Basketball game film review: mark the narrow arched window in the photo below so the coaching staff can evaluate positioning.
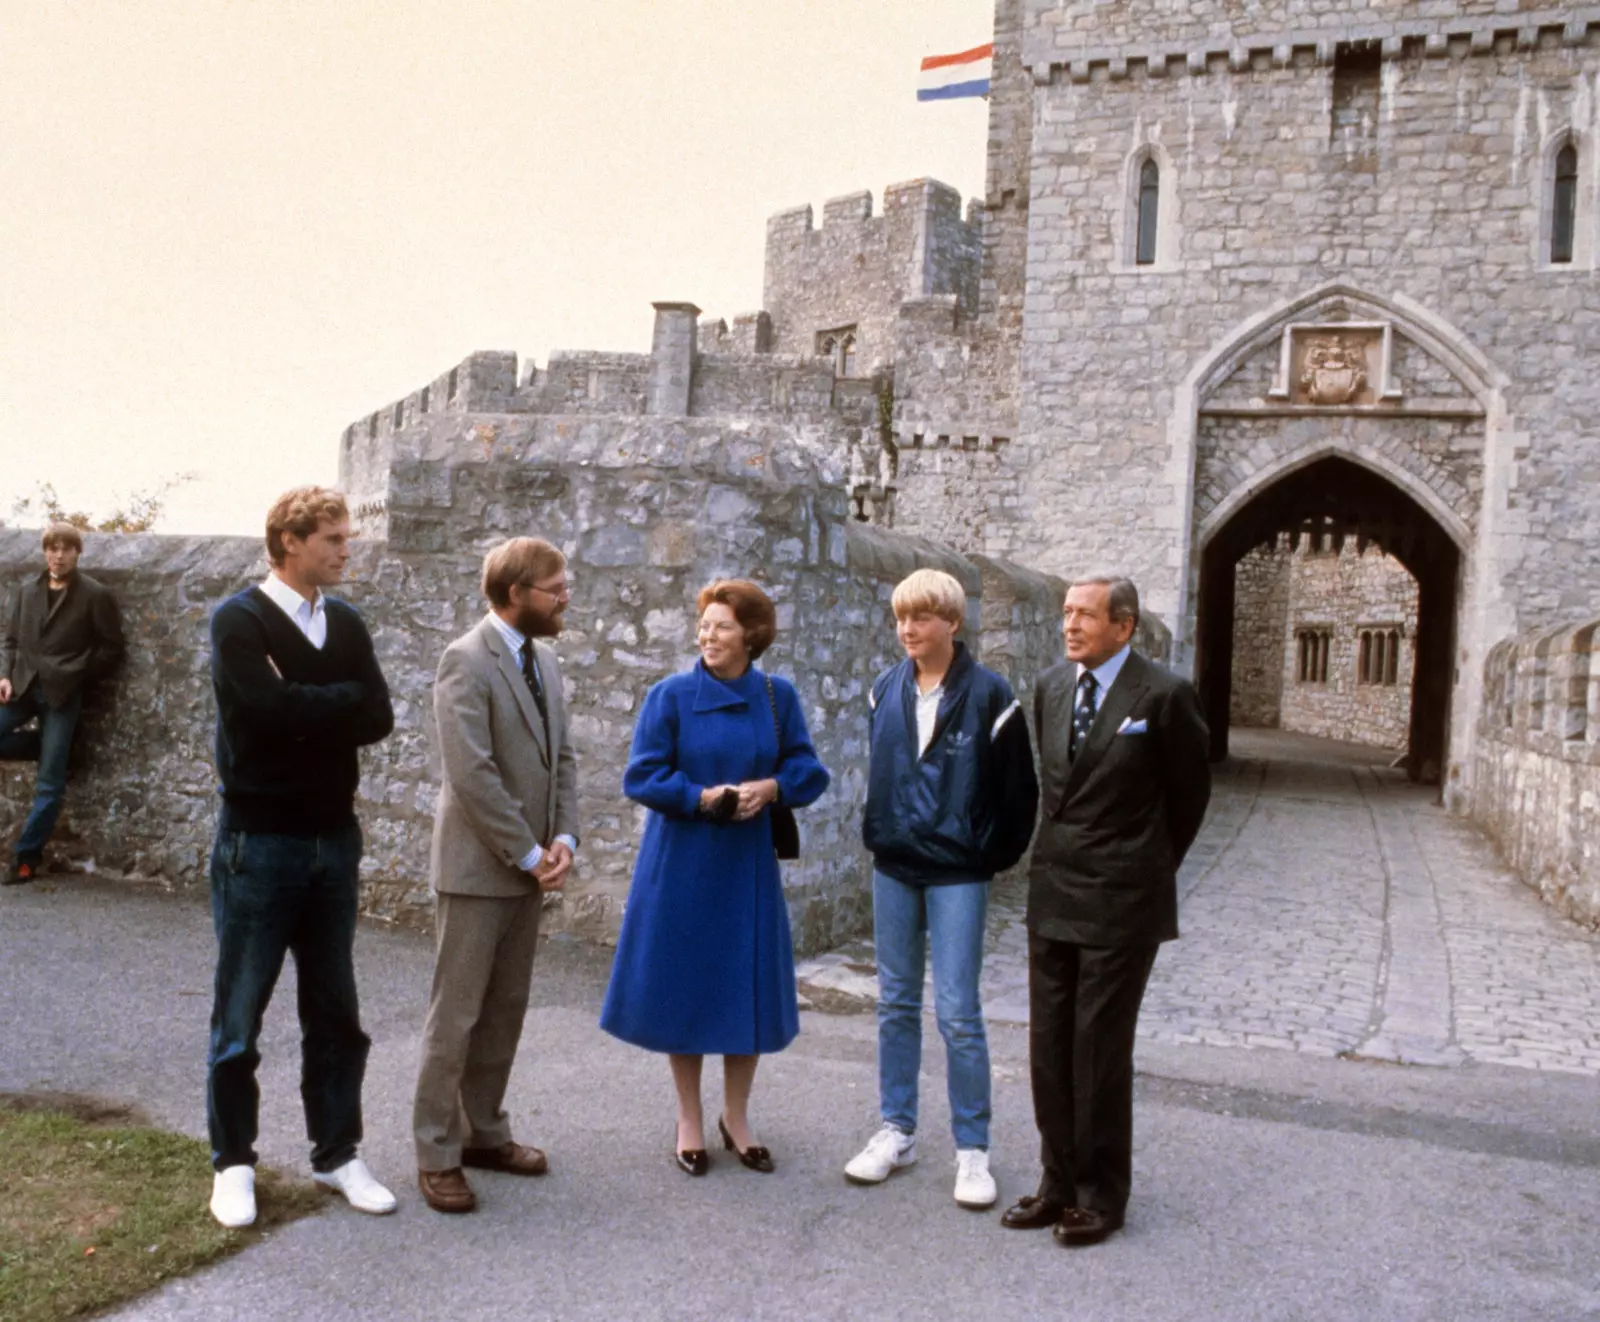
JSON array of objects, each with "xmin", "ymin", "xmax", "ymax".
[
  {"xmin": 1136, "ymin": 159, "xmax": 1160, "ymax": 266},
  {"xmin": 840, "ymin": 333, "xmax": 856, "ymax": 378},
  {"xmin": 1552, "ymin": 143, "xmax": 1578, "ymax": 265}
]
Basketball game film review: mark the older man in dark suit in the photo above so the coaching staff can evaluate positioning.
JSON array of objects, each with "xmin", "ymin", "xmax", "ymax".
[
  {"xmin": 1001, "ymin": 575, "xmax": 1210, "ymax": 1247},
  {"xmin": 0, "ymin": 523, "xmax": 124, "ymax": 884}
]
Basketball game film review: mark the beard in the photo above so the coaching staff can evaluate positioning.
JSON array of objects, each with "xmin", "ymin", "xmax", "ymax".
[{"xmin": 514, "ymin": 601, "xmax": 563, "ymax": 639}]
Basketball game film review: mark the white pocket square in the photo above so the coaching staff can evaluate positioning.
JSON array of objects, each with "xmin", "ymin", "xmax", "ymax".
[{"xmin": 1116, "ymin": 718, "xmax": 1148, "ymax": 735}]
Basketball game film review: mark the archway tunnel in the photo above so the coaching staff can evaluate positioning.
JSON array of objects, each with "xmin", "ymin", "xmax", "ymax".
[{"xmin": 1195, "ymin": 455, "xmax": 1461, "ymax": 783}]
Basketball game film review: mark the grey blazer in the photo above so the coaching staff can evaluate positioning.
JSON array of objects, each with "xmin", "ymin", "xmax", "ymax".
[{"xmin": 429, "ymin": 616, "xmax": 579, "ymax": 898}]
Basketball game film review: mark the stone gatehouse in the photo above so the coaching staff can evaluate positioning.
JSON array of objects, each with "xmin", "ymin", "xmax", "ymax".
[{"xmin": 748, "ymin": 0, "xmax": 1600, "ymax": 815}]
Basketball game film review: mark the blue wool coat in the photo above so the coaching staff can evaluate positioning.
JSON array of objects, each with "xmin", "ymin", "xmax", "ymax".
[{"xmin": 600, "ymin": 662, "xmax": 830, "ymax": 1055}]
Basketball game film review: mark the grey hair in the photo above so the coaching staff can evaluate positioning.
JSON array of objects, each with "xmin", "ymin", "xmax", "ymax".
[{"xmin": 1068, "ymin": 575, "xmax": 1141, "ymax": 629}]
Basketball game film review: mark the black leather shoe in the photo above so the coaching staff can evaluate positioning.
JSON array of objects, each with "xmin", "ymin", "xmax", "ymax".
[
  {"xmin": 1000, "ymin": 1194, "xmax": 1066, "ymax": 1229},
  {"xmin": 674, "ymin": 1147, "xmax": 709, "ymax": 1176},
  {"xmin": 718, "ymin": 1116, "xmax": 774, "ymax": 1173},
  {"xmin": 4, "ymin": 860, "xmax": 37, "ymax": 886},
  {"xmin": 1052, "ymin": 1205, "xmax": 1124, "ymax": 1247}
]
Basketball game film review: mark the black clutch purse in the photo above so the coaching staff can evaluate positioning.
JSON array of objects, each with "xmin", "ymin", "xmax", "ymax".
[{"xmin": 764, "ymin": 675, "xmax": 800, "ymax": 861}]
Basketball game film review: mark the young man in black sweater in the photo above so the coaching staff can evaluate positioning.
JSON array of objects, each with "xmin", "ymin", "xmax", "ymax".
[{"xmin": 205, "ymin": 486, "xmax": 396, "ymax": 1229}]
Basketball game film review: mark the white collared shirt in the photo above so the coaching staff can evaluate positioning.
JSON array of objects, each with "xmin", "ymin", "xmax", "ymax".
[
  {"xmin": 260, "ymin": 573, "xmax": 327, "ymax": 649},
  {"xmin": 485, "ymin": 611, "xmax": 577, "ymax": 872},
  {"xmin": 1080, "ymin": 643, "xmax": 1131, "ymax": 716},
  {"xmin": 914, "ymin": 683, "xmax": 944, "ymax": 757}
]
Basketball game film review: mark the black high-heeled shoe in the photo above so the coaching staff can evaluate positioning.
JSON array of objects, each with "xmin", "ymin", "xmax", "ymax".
[
  {"xmin": 673, "ymin": 1130, "xmax": 709, "ymax": 1176},
  {"xmin": 718, "ymin": 1116, "xmax": 775, "ymax": 1173}
]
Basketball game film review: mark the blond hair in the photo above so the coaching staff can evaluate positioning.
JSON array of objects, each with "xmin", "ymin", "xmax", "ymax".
[
  {"xmin": 891, "ymin": 568, "xmax": 966, "ymax": 626},
  {"xmin": 265, "ymin": 487, "xmax": 349, "ymax": 567},
  {"xmin": 481, "ymin": 537, "xmax": 566, "ymax": 608}
]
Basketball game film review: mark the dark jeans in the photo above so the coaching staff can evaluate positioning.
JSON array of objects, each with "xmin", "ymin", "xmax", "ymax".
[
  {"xmin": 206, "ymin": 823, "xmax": 370, "ymax": 1173},
  {"xmin": 1027, "ymin": 935, "xmax": 1160, "ymax": 1215},
  {"xmin": 0, "ymin": 685, "xmax": 82, "ymax": 863}
]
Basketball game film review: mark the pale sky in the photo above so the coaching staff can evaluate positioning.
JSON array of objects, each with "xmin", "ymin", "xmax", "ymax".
[{"xmin": 1, "ymin": 1, "xmax": 992, "ymax": 535}]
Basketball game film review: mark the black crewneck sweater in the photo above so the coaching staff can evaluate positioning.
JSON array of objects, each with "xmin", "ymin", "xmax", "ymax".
[{"xmin": 209, "ymin": 586, "xmax": 394, "ymax": 834}]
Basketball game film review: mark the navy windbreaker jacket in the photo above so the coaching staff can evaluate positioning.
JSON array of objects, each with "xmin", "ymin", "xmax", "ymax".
[{"xmin": 862, "ymin": 642, "xmax": 1040, "ymax": 886}]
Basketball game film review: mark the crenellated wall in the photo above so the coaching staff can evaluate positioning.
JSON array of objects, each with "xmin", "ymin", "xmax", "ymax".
[
  {"xmin": 1470, "ymin": 617, "xmax": 1600, "ymax": 928},
  {"xmin": 762, "ymin": 179, "xmax": 981, "ymax": 378}
]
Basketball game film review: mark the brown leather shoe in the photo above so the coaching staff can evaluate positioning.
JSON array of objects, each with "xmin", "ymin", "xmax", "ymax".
[
  {"xmin": 1001, "ymin": 1194, "xmax": 1067, "ymax": 1229},
  {"xmin": 1052, "ymin": 1205, "xmax": 1124, "ymax": 1247},
  {"xmin": 461, "ymin": 1141, "xmax": 548, "ymax": 1176},
  {"xmin": 417, "ymin": 1167, "xmax": 476, "ymax": 1214}
]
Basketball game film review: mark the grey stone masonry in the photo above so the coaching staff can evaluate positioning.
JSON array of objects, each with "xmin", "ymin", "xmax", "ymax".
[
  {"xmin": 1471, "ymin": 615, "xmax": 1600, "ymax": 929},
  {"xmin": 1022, "ymin": 3, "xmax": 1600, "ymax": 82},
  {"xmin": 0, "ymin": 376, "xmax": 1069, "ymax": 954},
  {"xmin": 647, "ymin": 302, "xmax": 700, "ymax": 416},
  {"xmin": 1013, "ymin": 11, "xmax": 1600, "ymax": 807},
  {"xmin": 763, "ymin": 179, "xmax": 980, "ymax": 379},
  {"xmin": 1233, "ymin": 535, "xmax": 1417, "ymax": 750}
]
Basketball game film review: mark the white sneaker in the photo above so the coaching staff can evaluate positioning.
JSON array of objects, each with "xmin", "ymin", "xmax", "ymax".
[
  {"xmin": 313, "ymin": 1156, "xmax": 397, "ymax": 1215},
  {"xmin": 844, "ymin": 1125, "xmax": 917, "ymax": 1185},
  {"xmin": 954, "ymin": 1148, "xmax": 997, "ymax": 1209},
  {"xmin": 210, "ymin": 1165, "xmax": 256, "ymax": 1228}
]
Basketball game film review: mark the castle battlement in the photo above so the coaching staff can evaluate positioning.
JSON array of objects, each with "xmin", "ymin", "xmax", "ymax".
[
  {"xmin": 1023, "ymin": 1, "xmax": 1600, "ymax": 85},
  {"xmin": 761, "ymin": 178, "xmax": 982, "ymax": 379},
  {"xmin": 338, "ymin": 301, "xmax": 898, "ymax": 540}
]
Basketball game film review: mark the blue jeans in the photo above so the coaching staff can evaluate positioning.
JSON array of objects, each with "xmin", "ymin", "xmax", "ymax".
[
  {"xmin": 206, "ymin": 824, "xmax": 370, "ymax": 1172},
  {"xmin": 872, "ymin": 870, "xmax": 992, "ymax": 1150},
  {"xmin": 0, "ymin": 685, "xmax": 82, "ymax": 863}
]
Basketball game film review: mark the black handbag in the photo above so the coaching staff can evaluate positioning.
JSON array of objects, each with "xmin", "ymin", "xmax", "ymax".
[{"xmin": 763, "ymin": 675, "xmax": 800, "ymax": 861}]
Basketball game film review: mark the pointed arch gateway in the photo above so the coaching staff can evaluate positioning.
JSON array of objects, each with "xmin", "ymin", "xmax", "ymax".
[{"xmin": 1167, "ymin": 284, "xmax": 1508, "ymax": 786}]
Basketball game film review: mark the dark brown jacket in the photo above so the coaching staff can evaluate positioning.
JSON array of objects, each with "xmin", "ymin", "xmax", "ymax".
[
  {"xmin": 1028, "ymin": 649, "xmax": 1211, "ymax": 947},
  {"xmin": 1, "ymin": 571, "xmax": 125, "ymax": 708}
]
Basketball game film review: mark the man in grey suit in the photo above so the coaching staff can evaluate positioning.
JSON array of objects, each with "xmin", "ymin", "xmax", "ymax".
[
  {"xmin": 1000, "ymin": 576, "xmax": 1210, "ymax": 1247},
  {"xmin": 413, "ymin": 537, "xmax": 579, "ymax": 1214}
]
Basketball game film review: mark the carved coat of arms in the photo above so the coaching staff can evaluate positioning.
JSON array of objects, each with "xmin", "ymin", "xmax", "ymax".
[{"xmin": 1300, "ymin": 335, "xmax": 1368, "ymax": 405}]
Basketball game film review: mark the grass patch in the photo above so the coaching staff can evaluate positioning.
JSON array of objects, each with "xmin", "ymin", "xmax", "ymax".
[{"xmin": 0, "ymin": 1094, "xmax": 322, "ymax": 1322}]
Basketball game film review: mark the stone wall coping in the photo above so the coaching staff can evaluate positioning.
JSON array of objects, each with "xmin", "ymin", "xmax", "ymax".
[
  {"xmin": 0, "ymin": 528, "xmax": 263, "ymax": 579},
  {"xmin": 390, "ymin": 413, "xmax": 850, "ymax": 491},
  {"xmin": 970, "ymin": 552, "xmax": 1066, "ymax": 602},
  {"xmin": 1478, "ymin": 614, "xmax": 1600, "ymax": 763},
  {"xmin": 844, "ymin": 522, "xmax": 983, "ymax": 593},
  {"xmin": 1024, "ymin": 6, "xmax": 1600, "ymax": 84}
]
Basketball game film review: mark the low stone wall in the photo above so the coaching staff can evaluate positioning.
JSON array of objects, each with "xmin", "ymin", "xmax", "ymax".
[
  {"xmin": 1470, "ymin": 618, "xmax": 1600, "ymax": 928},
  {"xmin": 0, "ymin": 435, "xmax": 1068, "ymax": 955}
]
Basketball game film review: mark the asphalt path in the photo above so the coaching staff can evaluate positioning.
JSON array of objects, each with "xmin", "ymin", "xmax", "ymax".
[{"xmin": 2, "ymin": 879, "xmax": 1598, "ymax": 1321}]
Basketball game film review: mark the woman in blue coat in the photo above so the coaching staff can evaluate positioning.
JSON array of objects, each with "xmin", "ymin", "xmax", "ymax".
[{"xmin": 601, "ymin": 579, "xmax": 830, "ymax": 1176}]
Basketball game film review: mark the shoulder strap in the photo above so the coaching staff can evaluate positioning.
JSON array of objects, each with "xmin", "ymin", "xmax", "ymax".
[{"xmin": 764, "ymin": 673, "xmax": 782, "ymax": 744}]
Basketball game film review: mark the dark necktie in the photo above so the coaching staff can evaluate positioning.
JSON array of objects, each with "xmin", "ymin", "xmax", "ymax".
[
  {"xmin": 1069, "ymin": 671, "xmax": 1098, "ymax": 761},
  {"xmin": 518, "ymin": 638, "xmax": 550, "ymax": 740}
]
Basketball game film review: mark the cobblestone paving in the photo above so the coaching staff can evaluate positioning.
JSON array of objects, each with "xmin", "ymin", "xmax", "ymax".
[{"xmin": 796, "ymin": 729, "xmax": 1600, "ymax": 1076}]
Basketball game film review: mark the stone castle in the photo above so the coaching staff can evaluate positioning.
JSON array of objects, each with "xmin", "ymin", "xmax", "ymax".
[{"xmin": 4, "ymin": 0, "xmax": 1598, "ymax": 931}]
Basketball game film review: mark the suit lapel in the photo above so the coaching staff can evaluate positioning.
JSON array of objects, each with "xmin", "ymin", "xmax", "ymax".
[
  {"xmin": 27, "ymin": 578, "xmax": 53, "ymax": 634},
  {"xmin": 1059, "ymin": 653, "xmax": 1149, "ymax": 804},
  {"xmin": 45, "ymin": 578, "xmax": 71, "ymax": 626},
  {"xmin": 483, "ymin": 619, "xmax": 549, "ymax": 760}
]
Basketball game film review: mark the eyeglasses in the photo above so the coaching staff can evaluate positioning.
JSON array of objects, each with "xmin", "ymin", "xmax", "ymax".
[
  {"xmin": 696, "ymin": 620, "xmax": 742, "ymax": 637},
  {"xmin": 523, "ymin": 581, "xmax": 570, "ymax": 601}
]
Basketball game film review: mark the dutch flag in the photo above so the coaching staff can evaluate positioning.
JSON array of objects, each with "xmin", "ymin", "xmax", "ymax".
[{"xmin": 917, "ymin": 43, "xmax": 993, "ymax": 102}]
